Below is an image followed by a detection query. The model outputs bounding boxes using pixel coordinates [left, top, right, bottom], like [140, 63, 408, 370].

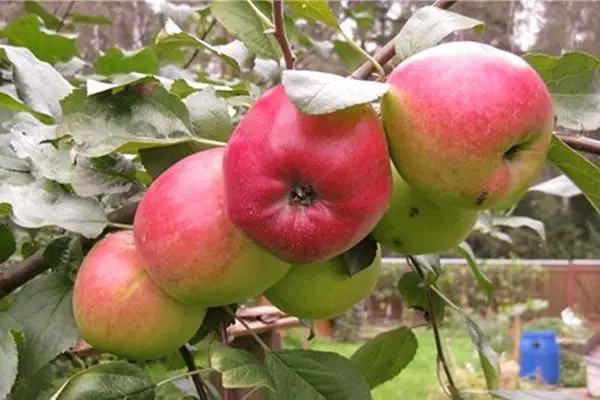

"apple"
[382, 41, 554, 210]
[264, 245, 382, 319]
[133, 147, 290, 306]
[371, 164, 478, 254]
[223, 84, 392, 264]
[72, 231, 206, 361]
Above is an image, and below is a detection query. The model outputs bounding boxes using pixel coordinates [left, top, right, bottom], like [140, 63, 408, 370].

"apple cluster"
[71, 42, 554, 361]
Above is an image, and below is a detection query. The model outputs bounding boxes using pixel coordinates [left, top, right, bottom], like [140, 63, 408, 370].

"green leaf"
[455, 241, 494, 299]
[139, 142, 200, 180]
[340, 235, 378, 277]
[189, 305, 238, 344]
[51, 361, 155, 400]
[70, 154, 138, 197]
[491, 216, 546, 241]
[9, 119, 72, 183]
[282, 70, 390, 115]
[350, 327, 418, 389]
[96, 47, 160, 76]
[523, 52, 600, 93]
[265, 350, 372, 400]
[43, 235, 83, 281]
[183, 88, 233, 142]
[0, 91, 54, 124]
[286, 0, 340, 29]
[397, 271, 445, 321]
[68, 12, 112, 26]
[0, 183, 108, 238]
[0, 223, 17, 263]
[210, 343, 274, 391]
[0, 45, 73, 122]
[547, 135, 600, 213]
[0, 313, 20, 399]
[0, 15, 78, 64]
[10, 360, 56, 400]
[333, 40, 365, 70]
[23, 1, 62, 30]
[9, 273, 79, 378]
[394, 6, 485, 60]
[58, 78, 219, 158]
[0, 140, 34, 186]
[523, 52, 600, 130]
[210, 1, 282, 61]
[155, 19, 242, 75]
[463, 314, 500, 389]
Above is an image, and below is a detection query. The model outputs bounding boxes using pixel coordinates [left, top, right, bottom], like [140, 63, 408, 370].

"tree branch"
[555, 132, 600, 155]
[179, 345, 209, 400]
[0, 202, 139, 298]
[56, 0, 76, 33]
[273, 0, 295, 69]
[183, 19, 218, 69]
[351, 0, 456, 80]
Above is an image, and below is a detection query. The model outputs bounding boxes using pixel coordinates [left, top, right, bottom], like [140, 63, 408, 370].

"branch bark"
[351, 0, 456, 80]
[273, 0, 296, 69]
[555, 132, 600, 155]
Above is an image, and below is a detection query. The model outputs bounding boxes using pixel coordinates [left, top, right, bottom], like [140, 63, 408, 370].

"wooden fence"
[362, 258, 600, 327]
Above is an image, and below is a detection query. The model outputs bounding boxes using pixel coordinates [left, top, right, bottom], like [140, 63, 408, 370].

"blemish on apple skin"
[392, 239, 404, 248]
[409, 207, 419, 217]
[475, 191, 488, 206]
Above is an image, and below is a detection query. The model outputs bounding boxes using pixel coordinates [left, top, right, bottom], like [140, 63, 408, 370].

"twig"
[350, 0, 457, 80]
[273, 0, 295, 69]
[407, 256, 457, 392]
[56, 0, 76, 33]
[555, 132, 600, 155]
[225, 307, 271, 352]
[179, 345, 209, 400]
[183, 19, 218, 69]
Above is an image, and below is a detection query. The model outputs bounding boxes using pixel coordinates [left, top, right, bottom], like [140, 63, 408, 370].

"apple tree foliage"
[0, 1, 599, 399]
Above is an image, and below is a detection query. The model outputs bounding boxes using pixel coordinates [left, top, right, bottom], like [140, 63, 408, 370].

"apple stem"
[273, 0, 296, 70]
[225, 307, 272, 353]
[178, 345, 209, 400]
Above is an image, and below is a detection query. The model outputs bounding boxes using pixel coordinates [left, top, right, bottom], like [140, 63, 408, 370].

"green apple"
[371, 165, 478, 254]
[382, 41, 554, 210]
[264, 245, 382, 320]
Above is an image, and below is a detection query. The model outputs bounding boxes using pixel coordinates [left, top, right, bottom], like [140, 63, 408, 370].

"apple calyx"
[289, 183, 316, 206]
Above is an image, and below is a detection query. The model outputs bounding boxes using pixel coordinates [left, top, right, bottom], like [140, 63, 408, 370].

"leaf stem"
[183, 19, 218, 69]
[191, 137, 228, 147]
[56, 0, 76, 33]
[244, 0, 274, 29]
[225, 307, 272, 353]
[273, 0, 296, 69]
[340, 29, 385, 79]
[106, 222, 133, 230]
[407, 256, 457, 392]
[156, 369, 211, 388]
[179, 345, 209, 400]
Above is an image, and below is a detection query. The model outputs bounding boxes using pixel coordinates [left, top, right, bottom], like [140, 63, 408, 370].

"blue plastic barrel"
[519, 330, 560, 385]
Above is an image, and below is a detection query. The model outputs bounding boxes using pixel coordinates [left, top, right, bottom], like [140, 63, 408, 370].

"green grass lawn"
[285, 327, 479, 400]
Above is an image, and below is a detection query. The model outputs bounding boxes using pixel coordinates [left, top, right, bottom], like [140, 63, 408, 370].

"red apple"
[223, 85, 392, 264]
[72, 231, 206, 361]
[382, 41, 554, 210]
[133, 148, 290, 306]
